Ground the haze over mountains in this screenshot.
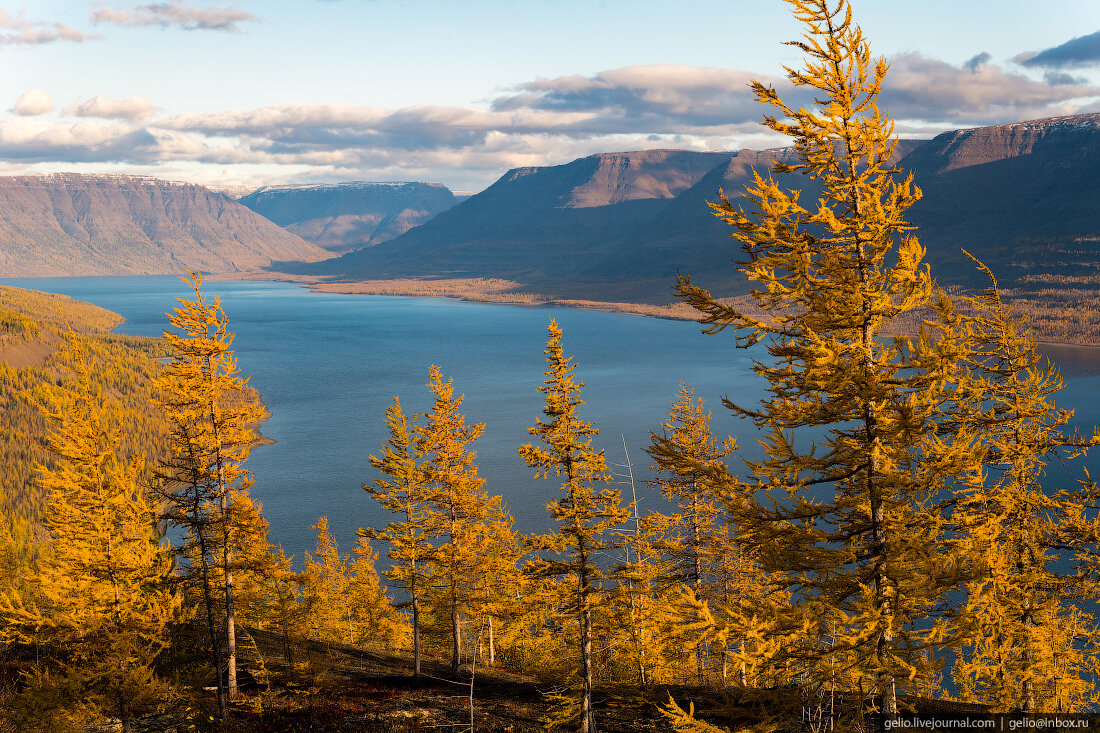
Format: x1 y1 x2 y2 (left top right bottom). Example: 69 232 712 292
238 181 460 253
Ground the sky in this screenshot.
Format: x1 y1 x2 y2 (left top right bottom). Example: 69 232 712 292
1 0 1099 192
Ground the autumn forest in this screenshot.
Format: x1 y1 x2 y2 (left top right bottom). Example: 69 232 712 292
3 1 1100 731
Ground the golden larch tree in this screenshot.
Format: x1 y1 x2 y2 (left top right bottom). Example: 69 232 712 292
0 337 176 732
950 257 1100 711
363 394 434 678
154 270 266 712
303 516 353 643
416 365 521 673
674 0 981 716
521 319 631 733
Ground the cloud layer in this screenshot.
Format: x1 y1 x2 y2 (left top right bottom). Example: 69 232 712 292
67 95 159 124
13 90 55 116
2 56 1098 189
1018 30 1100 69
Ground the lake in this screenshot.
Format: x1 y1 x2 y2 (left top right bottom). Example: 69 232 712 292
4 275 1099 564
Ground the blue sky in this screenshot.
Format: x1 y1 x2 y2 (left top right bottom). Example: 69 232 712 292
2 0 1099 191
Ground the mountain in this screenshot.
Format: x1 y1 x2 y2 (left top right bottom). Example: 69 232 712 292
238 181 459 253
293 115 1099 303
0 174 330 278
901 114 1100 286
289 149 734 291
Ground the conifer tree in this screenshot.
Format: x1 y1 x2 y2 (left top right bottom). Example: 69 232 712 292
416 365 520 673
950 256 1100 711
674 0 980 715
364 395 433 677
155 270 265 707
521 319 631 733
303 516 353 642
348 535 408 648
646 384 739 682
0 337 176 732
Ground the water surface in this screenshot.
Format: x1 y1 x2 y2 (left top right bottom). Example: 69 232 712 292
4 275 1097 563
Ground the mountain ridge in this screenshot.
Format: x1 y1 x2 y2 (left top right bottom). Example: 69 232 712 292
0 174 330 278
290 114 1099 306
238 181 459 253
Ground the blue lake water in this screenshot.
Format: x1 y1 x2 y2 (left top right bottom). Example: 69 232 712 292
4 275 1098 564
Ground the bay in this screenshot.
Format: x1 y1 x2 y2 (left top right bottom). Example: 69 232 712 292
4 275 1098 564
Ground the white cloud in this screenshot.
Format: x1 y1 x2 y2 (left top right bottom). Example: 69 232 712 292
13 90 55 116
881 52 1100 124
91 1 259 32
67 95 158 123
0 9 96 44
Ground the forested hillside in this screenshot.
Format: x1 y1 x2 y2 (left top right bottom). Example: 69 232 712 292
0 286 171 600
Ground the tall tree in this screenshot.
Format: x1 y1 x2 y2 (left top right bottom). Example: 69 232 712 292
155 270 265 707
951 256 1100 711
416 365 520 674
363 395 433 678
674 0 980 716
646 383 739 683
521 319 631 733
0 336 176 732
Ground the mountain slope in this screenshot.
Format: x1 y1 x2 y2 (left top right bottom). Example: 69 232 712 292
0 174 329 277
901 114 1100 285
291 115 1098 305
238 181 459 253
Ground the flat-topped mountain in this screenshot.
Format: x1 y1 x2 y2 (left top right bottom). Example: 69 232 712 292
293 114 1099 304
0 174 330 278
901 114 1100 285
238 181 459 253
292 150 735 288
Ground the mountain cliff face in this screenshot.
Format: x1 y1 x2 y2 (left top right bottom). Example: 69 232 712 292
294 115 1098 301
0 174 330 277
238 181 459 253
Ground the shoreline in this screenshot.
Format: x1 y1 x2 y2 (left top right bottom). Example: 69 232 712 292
216 271 1100 348
216 272 723 323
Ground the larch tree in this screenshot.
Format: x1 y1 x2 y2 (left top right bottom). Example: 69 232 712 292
520 319 631 733
950 256 1100 711
303 516 353 643
646 383 739 683
363 394 433 678
673 0 980 717
348 534 408 648
154 270 266 708
416 365 520 674
0 336 176 733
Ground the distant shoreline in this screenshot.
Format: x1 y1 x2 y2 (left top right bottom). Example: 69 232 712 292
215 271 1100 348
216 271 707 322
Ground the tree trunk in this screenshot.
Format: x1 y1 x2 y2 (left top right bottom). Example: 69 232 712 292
488 615 495 667
413 594 421 679
580 603 594 733
451 602 461 673
195 494 227 720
